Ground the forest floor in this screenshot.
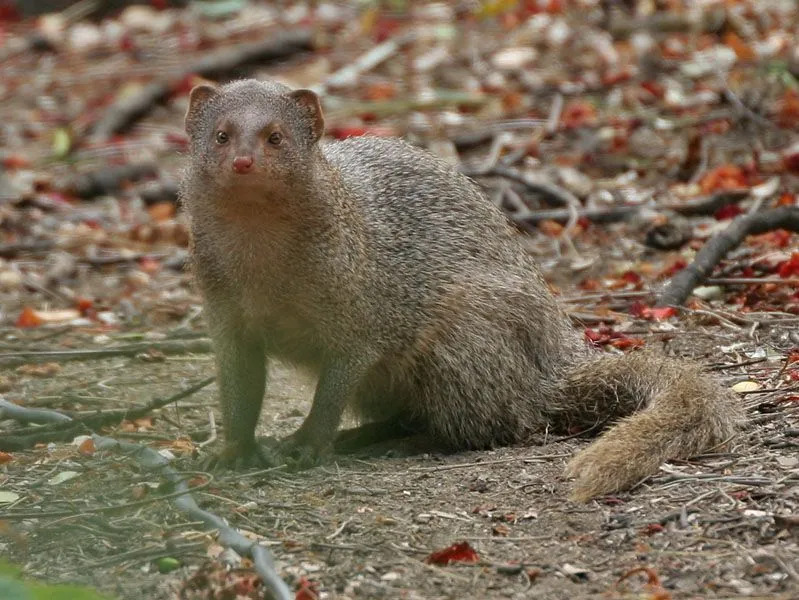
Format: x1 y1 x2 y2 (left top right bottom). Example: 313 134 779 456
1 1 799 599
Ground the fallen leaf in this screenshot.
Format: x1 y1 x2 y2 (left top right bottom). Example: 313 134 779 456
0 491 20 504
16 363 61 377
732 381 761 393
295 577 319 600
15 307 43 328
47 471 80 485
426 541 479 565
77 438 95 456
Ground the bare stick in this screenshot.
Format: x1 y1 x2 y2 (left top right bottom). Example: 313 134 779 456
311 32 415 94
0 338 212 369
657 207 799 307
464 165 582 208
68 162 158 199
89 29 313 141
665 189 750 216
1 402 291 600
0 376 214 451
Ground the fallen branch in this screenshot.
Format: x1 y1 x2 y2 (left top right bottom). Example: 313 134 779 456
665 189 750 216
0 376 215 451
92 436 292 600
0 240 56 259
0 338 212 369
510 205 640 228
311 31 415 94
0 396 290 599
657 206 799 307
463 165 581 208
68 162 158 199
89 29 313 142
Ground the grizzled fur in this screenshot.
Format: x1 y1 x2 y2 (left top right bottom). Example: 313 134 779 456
180 79 742 502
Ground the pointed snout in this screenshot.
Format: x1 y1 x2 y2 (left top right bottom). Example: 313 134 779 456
232 155 254 174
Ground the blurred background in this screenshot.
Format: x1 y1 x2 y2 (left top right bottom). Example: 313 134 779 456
2 4 799 599
0 0 798 329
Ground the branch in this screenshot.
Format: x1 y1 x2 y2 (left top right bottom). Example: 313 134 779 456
0 376 215 451
88 29 314 141
67 162 158 199
463 165 582 208
657 207 799 307
0 338 212 369
0 396 291 599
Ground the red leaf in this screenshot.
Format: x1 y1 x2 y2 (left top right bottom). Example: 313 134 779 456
295 577 319 600
629 302 677 321
1 154 30 169
699 165 748 194
16 307 42 328
641 523 665 536
777 253 799 278
783 152 799 174
714 203 744 220
610 337 646 350
561 100 597 129
620 270 642 285
660 259 687 278
425 541 479 565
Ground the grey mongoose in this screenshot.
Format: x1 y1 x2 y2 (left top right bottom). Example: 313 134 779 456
180 78 742 502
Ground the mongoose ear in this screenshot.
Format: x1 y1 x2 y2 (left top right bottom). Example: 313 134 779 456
185 83 218 134
289 89 324 143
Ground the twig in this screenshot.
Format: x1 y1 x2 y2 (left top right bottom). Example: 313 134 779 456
67 162 158 199
312 31 415 94
0 376 215 451
664 189 750 216
5 423 291 599
657 207 799 307
464 165 582 208
0 338 212 369
0 240 56 259
89 29 314 141
511 205 640 227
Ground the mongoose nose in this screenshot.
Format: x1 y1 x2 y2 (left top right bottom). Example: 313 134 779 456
232 156 254 174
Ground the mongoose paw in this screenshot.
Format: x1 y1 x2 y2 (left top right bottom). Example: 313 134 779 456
273 433 332 471
205 440 278 471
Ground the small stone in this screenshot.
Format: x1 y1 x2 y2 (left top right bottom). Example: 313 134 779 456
0 270 22 290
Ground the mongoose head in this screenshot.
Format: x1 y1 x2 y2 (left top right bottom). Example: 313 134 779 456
183 79 324 199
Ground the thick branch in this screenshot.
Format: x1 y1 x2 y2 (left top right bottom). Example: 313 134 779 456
657 207 799 307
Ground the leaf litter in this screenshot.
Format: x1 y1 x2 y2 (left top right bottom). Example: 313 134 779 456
0 0 798 598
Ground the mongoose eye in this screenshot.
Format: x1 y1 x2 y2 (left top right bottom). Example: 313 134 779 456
268 131 283 146
215 131 229 145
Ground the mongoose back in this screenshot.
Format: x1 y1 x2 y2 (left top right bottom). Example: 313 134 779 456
180 79 742 501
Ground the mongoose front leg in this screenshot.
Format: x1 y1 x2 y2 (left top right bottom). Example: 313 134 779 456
276 357 371 469
210 325 268 469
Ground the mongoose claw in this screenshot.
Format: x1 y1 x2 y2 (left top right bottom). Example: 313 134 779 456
205 440 279 471
272 433 331 471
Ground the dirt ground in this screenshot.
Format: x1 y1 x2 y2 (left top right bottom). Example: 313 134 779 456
2 1 799 598
2 267 798 599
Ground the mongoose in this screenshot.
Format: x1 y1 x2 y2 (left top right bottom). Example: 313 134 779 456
180 78 742 502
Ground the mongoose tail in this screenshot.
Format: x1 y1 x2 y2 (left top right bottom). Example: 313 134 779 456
562 351 742 502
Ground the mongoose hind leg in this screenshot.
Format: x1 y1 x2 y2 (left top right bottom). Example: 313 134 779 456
334 414 423 454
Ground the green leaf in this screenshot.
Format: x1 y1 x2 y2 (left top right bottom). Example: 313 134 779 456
51 128 72 159
154 557 181 574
